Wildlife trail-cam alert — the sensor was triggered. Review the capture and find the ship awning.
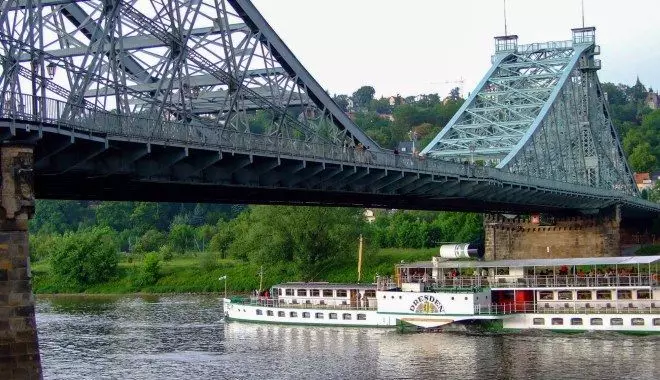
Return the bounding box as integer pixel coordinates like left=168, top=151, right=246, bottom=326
left=401, top=255, right=660, bottom=269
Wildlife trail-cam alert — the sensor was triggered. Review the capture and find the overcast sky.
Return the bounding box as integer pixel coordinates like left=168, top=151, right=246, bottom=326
left=252, top=0, right=660, bottom=98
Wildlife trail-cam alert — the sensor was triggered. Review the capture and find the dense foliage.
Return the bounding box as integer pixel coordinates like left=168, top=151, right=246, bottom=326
left=50, top=227, right=120, bottom=288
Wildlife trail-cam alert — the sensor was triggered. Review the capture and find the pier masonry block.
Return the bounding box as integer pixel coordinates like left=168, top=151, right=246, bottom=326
left=0, top=145, right=41, bottom=379
left=484, top=210, right=621, bottom=260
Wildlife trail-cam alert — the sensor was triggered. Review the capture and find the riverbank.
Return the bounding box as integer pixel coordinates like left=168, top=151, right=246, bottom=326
left=31, top=248, right=436, bottom=294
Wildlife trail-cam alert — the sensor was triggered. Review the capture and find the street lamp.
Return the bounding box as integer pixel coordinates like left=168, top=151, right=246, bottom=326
left=219, top=275, right=227, bottom=300
left=46, top=62, right=57, bottom=79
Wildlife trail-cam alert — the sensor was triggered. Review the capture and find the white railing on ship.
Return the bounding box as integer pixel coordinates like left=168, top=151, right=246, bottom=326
left=401, top=274, right=658, bottom=290
left=474, top=301, right=660, bottom=315
left=230, top=297, right=376, bottom=311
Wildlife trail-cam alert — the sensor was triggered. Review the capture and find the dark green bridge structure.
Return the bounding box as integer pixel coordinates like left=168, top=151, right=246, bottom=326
left=0, top=0, right=658, bottom=377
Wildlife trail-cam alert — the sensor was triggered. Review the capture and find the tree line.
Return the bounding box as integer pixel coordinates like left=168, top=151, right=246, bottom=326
left=29, top=200, right=483, bottom=289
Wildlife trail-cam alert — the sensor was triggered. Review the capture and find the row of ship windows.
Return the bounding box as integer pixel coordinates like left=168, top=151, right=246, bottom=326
left=533, top=317, right=660, bottom=327
left=255, top=309, right=368, bottom=320
left=539, top=290, right=651, bottom=301
left=281, top=289, right=376, bottom=297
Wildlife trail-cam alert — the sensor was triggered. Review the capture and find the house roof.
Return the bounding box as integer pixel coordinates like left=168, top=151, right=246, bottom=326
left=635, top=172, right=650, bottom=184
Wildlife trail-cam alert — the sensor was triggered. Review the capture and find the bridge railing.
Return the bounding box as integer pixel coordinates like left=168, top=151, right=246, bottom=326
left=0, top=93, right=636, bottom=203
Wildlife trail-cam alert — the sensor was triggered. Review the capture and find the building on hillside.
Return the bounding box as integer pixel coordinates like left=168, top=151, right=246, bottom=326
left=645, top=91, right=660, bottom=110
left=363, top=209, right=375, bottom=223
left=635, top=172, right=653, bottom=191
left=396, top=141, right=415, bottom=155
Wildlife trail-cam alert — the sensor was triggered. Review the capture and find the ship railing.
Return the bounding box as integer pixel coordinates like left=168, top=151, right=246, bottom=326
left=474, top=301, right=660, bottom=315
left=229, top=297, right=377, bottom=311
left=407, top=274, right=657, bottom=289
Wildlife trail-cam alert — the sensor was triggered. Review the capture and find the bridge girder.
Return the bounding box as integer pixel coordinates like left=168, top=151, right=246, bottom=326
left=0, top=0, right=379, bottom=147
left=422, top=29, right=637, bottom=197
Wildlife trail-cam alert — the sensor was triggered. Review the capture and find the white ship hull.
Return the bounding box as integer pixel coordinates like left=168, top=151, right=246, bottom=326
left=503, top=313, right=659, bottom=333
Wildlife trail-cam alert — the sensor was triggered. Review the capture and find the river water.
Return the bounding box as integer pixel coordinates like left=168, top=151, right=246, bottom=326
left=36, top=295, right=658, bottom=380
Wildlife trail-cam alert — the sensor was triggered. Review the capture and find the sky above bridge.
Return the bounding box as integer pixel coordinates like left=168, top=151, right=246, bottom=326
left=253, top=0, right=660, bottom=99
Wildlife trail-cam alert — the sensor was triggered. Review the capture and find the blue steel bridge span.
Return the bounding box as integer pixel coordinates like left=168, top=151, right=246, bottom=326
left=0, top=0, right=658, bottom=219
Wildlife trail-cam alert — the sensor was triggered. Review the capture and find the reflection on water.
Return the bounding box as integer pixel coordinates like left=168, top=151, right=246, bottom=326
left=36, top=295, right=659, bottom=380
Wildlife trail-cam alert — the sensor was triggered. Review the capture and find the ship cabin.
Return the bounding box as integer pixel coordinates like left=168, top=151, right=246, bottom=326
left=271, top=283, right=376, bottom=309
left=395, top=256, right=660, bottom=313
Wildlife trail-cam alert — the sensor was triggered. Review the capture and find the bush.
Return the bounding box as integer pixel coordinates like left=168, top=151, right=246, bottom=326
left=134, top=230, right=166, bottom=253
left=140, top=252, right=161, bottom=286
left=51, top=227, right=119, bottom=287
left=159, top=245, right=174, bottom=261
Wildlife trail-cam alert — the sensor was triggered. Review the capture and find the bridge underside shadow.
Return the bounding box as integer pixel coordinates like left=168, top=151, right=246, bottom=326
left=4, top=121, right=646, bottom=217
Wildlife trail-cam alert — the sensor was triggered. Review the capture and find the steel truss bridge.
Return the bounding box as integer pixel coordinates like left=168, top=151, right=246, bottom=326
left=0, top=0, right=658, bottom=218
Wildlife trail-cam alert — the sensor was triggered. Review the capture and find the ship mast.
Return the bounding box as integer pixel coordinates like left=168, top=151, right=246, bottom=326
left=258, top=265, right=264, bottom=293
left=358, top=234, right=364, bottom=282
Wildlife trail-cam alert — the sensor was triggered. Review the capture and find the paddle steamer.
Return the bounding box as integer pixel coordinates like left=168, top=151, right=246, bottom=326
left=223, top=245, right=660, bottom=333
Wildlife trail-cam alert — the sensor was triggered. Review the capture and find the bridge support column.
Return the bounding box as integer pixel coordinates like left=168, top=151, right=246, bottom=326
left=0, top=145, right=41, bottom=379
left=484, top=210, right=621, bottom=260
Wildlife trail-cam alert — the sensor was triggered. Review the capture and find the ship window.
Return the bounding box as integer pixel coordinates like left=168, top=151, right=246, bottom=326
left=570, top=318, right=583, bottom=325
left=577, top=291, right=592, bottom=300
left=610, top=318, right=623, bottom=326
left=285, top=289, right=293, bottom=296
left=323, top=290, right=333, bottom=297
left=329, top=313, right=338, bottom=320
left=496, top=268, right=509, bottom=275
left=357, top=314, right=367, bottom=320
left=278, top=311, right=285, bottom=317
left=653, top=318, right=660, bottom=326
left=551, top=318, right=563, bottom=325
left=289, top=312, right=298, bottom=318
left=297, top=289, right=307, bottom=297
left=256, top=309, right=263, bottom=316
left=365, top=290, right=376, bottom=297
left=596, top=290, right=612, bottom=300
left=558, top=291, right=573, bottom=300
left=267, top=310, right=274, bottom=316
left=539, top=291, right=553, bottom=300
left=636, top=290, right=651, bottom=299
left=311, top=289, right=320, bottom=297
left=315, top=313, right=324, bottom=319
left=617, top=290, right=632, bottom=300
left=451, top=297, right=454, bottom=300
left=533, top=318, right=545, bottom=325
left=631, top=318, right=644, bottom=326
left=302, top=312, right=310, bottom=319
left=336, top=290, right=347, bottom=297
left=278, top=288, right=282, bottom=296
left=590, top=318, right=603, bottom=326
left=342, top=313, right=352, bottom=320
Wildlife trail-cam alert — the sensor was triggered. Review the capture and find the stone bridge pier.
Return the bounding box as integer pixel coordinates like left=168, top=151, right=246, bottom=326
left=484, top=207, right=659, bottom=260
left=0, top=144, right=42, bottom=379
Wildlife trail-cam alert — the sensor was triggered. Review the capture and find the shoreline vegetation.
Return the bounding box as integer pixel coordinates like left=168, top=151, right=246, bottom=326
left=31, top=248, right=437, bottom=295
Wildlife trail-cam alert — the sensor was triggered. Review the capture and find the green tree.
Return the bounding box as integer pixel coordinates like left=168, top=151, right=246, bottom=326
left=137, top=252, right=161, bottom=286
left=95, top=201, right=134, bottom=231
left=134, top=229, right=166, bottom=254
left=51, top=227, right=120, bottom=287
left=226, top=206, right=365, bottom=279
left=169, top=223, right=196, bottom=254
left=648, top=182, right=660, bottom=203
left=629, top=143, right=657, bottom=172
left=352, top=86, right=376, bottom=109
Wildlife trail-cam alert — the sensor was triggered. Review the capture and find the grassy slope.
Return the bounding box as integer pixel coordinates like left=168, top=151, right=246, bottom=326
left=31, top=248, right=438, bottom=295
